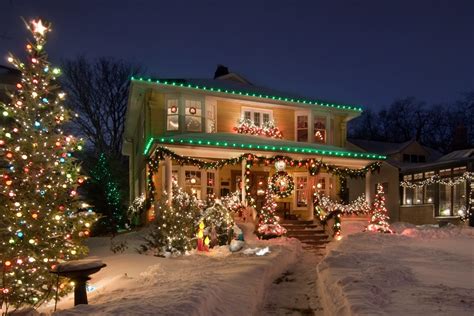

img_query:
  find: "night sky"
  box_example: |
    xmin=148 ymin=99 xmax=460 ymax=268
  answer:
xmin=1 ymin=0 xmax=473 ymax=109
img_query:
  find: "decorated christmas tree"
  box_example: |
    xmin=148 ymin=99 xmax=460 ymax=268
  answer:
xmin=365 ymin=183 xmax=393 ymax=233
xmin=257 ymin=190 xmax=286 ymax=238
xmin=0 ymin=19 xmax=96 ymax=310
xmin=139 ymin=183 xmax=202 ymax=256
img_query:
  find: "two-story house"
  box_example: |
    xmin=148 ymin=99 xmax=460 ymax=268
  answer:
xmin=122 ymin=66 xmax=385 ymax=224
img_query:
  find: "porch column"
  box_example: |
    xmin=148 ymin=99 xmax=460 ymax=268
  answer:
xmin=365 ymin=171 xmax=372 ymax=205
xmin=241 ymin=159 xmax=247 ymax=206
xmin=165 ymin=157 xmax=173 ymax=204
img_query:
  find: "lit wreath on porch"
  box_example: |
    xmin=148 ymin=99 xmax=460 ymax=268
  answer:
xmin=269 ymin=171 xmax=294 ymax=198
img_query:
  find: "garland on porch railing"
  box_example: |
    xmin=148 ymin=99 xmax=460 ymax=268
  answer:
xmin=313 ymin=191 xmax=370 ymax=238
xmin=147 ymin=147 xmax=382 ymax=178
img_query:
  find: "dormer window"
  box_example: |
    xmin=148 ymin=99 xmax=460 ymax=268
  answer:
xmin=242 ymin=108 xmax=272 ymax=127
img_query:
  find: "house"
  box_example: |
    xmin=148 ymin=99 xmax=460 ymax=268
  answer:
xmin=0 ymin=65 xmax=21 ymax=103
xmin=347 ymin=138 xmax=473 ymax=225
xmin=122 ymin=66 xmax=386 ymax=224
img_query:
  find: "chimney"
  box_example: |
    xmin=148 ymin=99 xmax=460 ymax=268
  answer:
xmin=214 ymin=64 xmax=229 ymax=79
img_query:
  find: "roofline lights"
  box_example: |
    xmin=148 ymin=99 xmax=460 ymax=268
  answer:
xmin=143 ymin=137 xmax=386 ymax=160
xmin=131 ymin=77 xmax=364 ymax=112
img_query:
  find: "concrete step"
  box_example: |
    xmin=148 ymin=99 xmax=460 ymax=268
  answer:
xmin=287 ymin=234 xmax=328 ymax=240
xmin=285 ymin=229 xmax=326 ymax=235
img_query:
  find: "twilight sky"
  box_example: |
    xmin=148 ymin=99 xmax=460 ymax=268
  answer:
xmin=1 ymin=0 xmax=473 ymax=110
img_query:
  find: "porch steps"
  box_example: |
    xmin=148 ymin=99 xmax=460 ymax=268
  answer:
xmin=281 ymin=220 xmax=329 ymax=249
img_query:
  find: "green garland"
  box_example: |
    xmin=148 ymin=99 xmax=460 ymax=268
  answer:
xmin=269 ymin=171 xmax=294 ymax=198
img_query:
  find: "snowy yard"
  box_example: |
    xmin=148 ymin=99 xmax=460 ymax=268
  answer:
xmin=318 ymin=221 xmax=474 ymax=316
xmin=40 ymin=224 xmax=309 ymax=316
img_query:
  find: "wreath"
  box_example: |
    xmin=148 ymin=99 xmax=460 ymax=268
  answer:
xmin=269 ymin=171 xmax=294 ymax=198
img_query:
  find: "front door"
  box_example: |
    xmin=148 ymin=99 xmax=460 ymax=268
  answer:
xmin=230 ymin=170 xmax=269 ymax=210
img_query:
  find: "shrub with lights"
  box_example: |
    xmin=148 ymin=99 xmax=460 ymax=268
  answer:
xmin=139 ymin=183 xmax=202 ymax=256
xmin=365 ymin=184 xmax=393 ymax=233
xmin=233 ymin=118 xmax=283 ymax=139
xmin=257 ymin=190 xmax=287 ymax=239
xmin=0 ymin=19 xmax=97 ymax=310
xmin=200 ymin=201 xmax=234 ymax=246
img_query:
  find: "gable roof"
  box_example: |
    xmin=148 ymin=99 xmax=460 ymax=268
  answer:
xmin=131 ymin=76 xmax=364 ymax=113
xmin=347 ymin=138 xmax=415 ymax=155
xmin=437 ymin=148 xmax=474 ymax=162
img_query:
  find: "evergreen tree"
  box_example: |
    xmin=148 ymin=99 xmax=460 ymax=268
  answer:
xmin=257 ymin=190 xmax=286 ymax=239
xmin=139 ymin=184 xmax=201 ymax=256
xmin=200 ymin=201 xmax=234 ymax=246
xmin=0 ymin=19 xmax=96 ymax=310
xmin=365 ymin=184 xmax=393 ymax=233
xmin=88 ymin=153 xmax=125 ymax=233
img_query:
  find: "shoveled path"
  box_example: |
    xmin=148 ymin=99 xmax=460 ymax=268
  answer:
xmin=259 ymin=245 xmax=325 ymax=315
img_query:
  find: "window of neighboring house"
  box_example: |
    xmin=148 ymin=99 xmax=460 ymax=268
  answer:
xmin=185 ymin=170 xmax=202 ymax=199
xmin=314 ymin=116 xmax=326 ymax=143
xmin=453 ymin=180 xmax=467 ymax=217
xmin=185 ymin=100 xmax=202 ymax=132
xmin=207 ymin=172 xmax=216 ymax=197
xmin=424 ymin=184 xmax=435 ymax=203
xmin=439 ymin=168 xmax=451 ymax=177
xmin=413 ymin=173 xmax=423 ymax=203
xmin=403 ymin=154 xmax=410 ymax=162
xmin=453 ymin=166 xmax=467 ymax=175
xmin=206 ymin=103 xmax=216 ymax=133
xmin=439 ymin=183 xmax=452 ymax=216
xmin=295 ymin=175 xmax=308 ymax=208
xmin=242 ymin=108 xmax=273 ymax=127
xmin=418 ymin=155 xmax=426 ymax=162
xmin=167 ymin=99 xmax=179 ymax=131
xmin=296 ymin=115 xmax=308 ymax=142
xmin=410 ymin=154 xmax=418 ymax=163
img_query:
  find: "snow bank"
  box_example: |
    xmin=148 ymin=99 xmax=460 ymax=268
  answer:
xmin=42 ymin=225 xmax=301 ymax=316
xmin=317 ymin=224 xmax=474 ymax=316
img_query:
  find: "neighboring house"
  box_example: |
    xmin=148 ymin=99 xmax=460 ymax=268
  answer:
xmin=0 ymin=65 xmax=21 ymax=104
xmin=122 ymin=66 xmax=385 ymax=224
xmin=347 ymin=138 xmax=473 ymax=225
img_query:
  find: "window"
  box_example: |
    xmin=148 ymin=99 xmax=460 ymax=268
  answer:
xmin=403 ymin=175 xmax=412 ymax=181
xmin=424 ymin=184 xmax=435 ymax=203
xmin=424 ymin=171 xmax=435 ymax=178
xmin=439 ymin=184 xmax=452 ymax=216
xmin=414 ymin=187 xmax=423 ymax=204
xmin=453 ymin=166 xmax=467 ymax=175
xmin=414 ymin=173 xmax=423 ymax=180
xmin=185 ymin=100 xmax=202 ymax=132
xmin=206 ymin=103 xmax=216 ymax=133
xmin=185 ymin=170 xmax=202 ymax=199
xmin=241 ymin=108 xmax=273 ymax=127
xmin=296 ymin=115 xmax=308 ymax=142
xmin=207 ymin=172 xmax=216 ymax=196
xmin=295 ymin=175 xmax=308 ymax=207
xmin=167 ymin=99 xmax=179 ymax=131
xmin=410 ymin=155 xmax=418 ymax=163
xmin=403 ymin=154 xmax=410 ymax=162
xmin=418 ymin=155 xmax=426 ymax=162
xmin=316 ymin=177 xmax=326 ymax=194
xmin=314 ymin=117 xmax=326 ymax=143
xmin=439 ymin=168 xmax=451 ymax=177
xmin=453 ymin=181 xmax=467 ymax=217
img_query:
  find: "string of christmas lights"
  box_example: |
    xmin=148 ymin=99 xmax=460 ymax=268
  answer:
xmin=365 ymin=184 xmax=393 ymax=233
xmin=257 ymin=190 xmax=287 ymax=238
xmin=400 ymin=172 xmax=474 ymax=188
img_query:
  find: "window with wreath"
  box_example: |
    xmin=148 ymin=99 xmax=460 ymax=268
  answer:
xmin=185 ymin=100 xmax=202 ymax=132
xmin=167 ymin=99 xmax=179 ymax=131
xmin=314 ymin=116 xmax=326 ymax=143
xmin=242 ymin=109 xmax=272 ymax=127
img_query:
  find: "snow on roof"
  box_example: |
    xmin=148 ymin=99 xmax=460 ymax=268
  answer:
xmin=148 ymin=132 xmax=385 ymax=160
xmin=347 ymin=139 xmax=415 ymax=155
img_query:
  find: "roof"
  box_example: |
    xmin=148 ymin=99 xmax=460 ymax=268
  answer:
xmin=144 ymin=132 xmax=386 ymax=160
xmin=131 ymin=76 xmax=364 ymax=113
xmin=400 ymin=148 xmax=474 ymax=173
xmin=0 ymin=65 xmax=21 ymax=85
xmin=347 ymin=139 xmax=415 ymax=155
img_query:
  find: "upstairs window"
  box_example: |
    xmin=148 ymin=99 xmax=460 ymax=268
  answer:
xmin=167 ymin=99 xmax=179 ymax=131
xmin=185 ymin=100 xmax=202 ymax=132
xmin=242 ymin=108 xmax=272 ymax=127
xmin=296 ymin=115 xmax=308 ymax=142
xmin=206 ymin=103 xmax=216 ymax=133
xmin=314 ymin=116 xmax=326 ymax=143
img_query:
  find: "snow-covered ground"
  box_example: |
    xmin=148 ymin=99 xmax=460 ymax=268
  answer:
xmin=317 ymin=220 xmax=474 ymax=316
xmin=39 ymin=223 xmax=303 ymax=316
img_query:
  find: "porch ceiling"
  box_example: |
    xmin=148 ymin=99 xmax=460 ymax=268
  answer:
xmin=145 ymin=133 xmax=386 ymax=163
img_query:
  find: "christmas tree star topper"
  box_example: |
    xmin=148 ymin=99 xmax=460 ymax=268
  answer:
xmin=30 ymin=19 xmax=49 ymax=36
